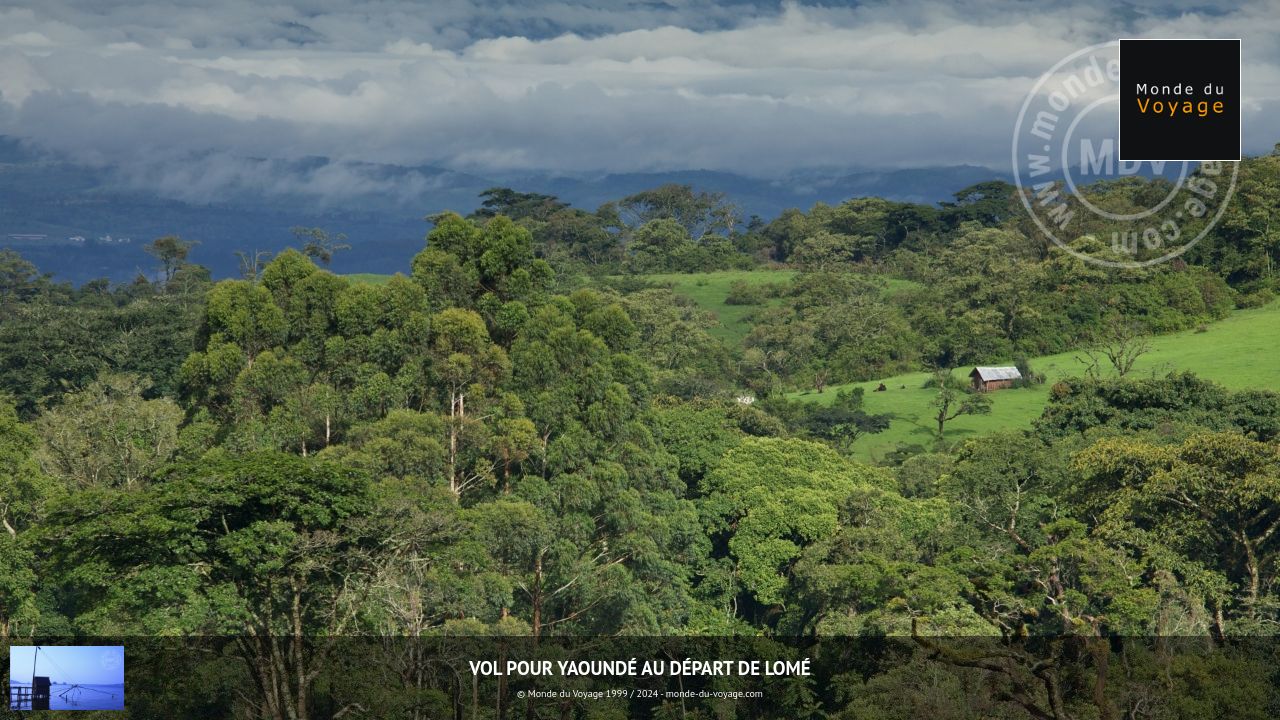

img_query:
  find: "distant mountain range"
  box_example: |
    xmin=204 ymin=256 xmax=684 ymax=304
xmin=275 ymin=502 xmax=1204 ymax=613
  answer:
xmin=0 ymin=136 xmax=1006 ymax=283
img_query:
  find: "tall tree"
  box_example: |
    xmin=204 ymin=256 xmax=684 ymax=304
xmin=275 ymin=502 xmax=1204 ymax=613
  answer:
xmin=291 ymin=227 xmax=351 ymax=267
xmin=615 ymin=184 xmax=738 ymax=238
xmin=201 ymin=279 xmax=288 ymax=363
xmin=470 ymin=187 xmax=568 ymax=222
xmin=932 ymin=369 xmax=992 ymax=440
xmin=0 ymin=249 xmax=45 ymax=307
xmin=144 ymin=235 xmax=198 ymax=282
xmin=428 ymin=308 xmax=511 ymax=499
xmin=1077 ymin=432 xmax=1280 ymax=631
xmin=413 ymin=212 xmax=553 ymax=313
xmin=36 ymin=374 xmax=183 ymax=489
xmin=0 ymin=398 xmax=46 ymax=537
xmin=0 ymin=395 xmax=51 ymax=640
xmin=47 ymin=452 xmax=376 ymax=720
xmin=701 ymin=437 xmax=894 ymax=612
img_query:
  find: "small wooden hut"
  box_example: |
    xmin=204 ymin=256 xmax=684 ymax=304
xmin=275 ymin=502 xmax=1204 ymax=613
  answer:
xmin=969 ymin=366 xmax=1022 ymax=392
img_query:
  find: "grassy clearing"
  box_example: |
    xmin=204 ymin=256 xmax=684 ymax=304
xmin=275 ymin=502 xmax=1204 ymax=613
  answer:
xmin=639 ymin=270 xmax=919 ymax=344
xmin=345 ymin=273 xmax=395 ymax=285
xmin=639 ymin=270 xmax=796 ymax=343
xmin=346 ymin=269 xmax=795 ymax=341
xmin=353 ymin=268 xmax=916 ymax=346
xmin=792 ymin=300 xmax=1280 ymax=463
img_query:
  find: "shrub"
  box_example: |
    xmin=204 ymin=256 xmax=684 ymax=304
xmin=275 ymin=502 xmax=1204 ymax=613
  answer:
xmin=1238 ymin=288 xmax=1276 ymax=309
xmin=725 ymin=280 xmax=768 ymax=306
xmin=1014 ymin=356 xmax=1045 ymax=387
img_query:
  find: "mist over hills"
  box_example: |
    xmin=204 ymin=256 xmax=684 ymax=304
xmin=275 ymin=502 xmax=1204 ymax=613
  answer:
xmin=0 ymin=136 xmax=1006 ymax=283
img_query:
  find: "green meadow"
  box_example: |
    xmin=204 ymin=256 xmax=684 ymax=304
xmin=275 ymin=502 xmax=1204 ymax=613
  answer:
xmin=349 ymin=270 xmax=803 ymax=342
xmin=346 ymin=267 xmax=1278 ymax=464
xmin=639 ymin=269 xmax=919 ymax=344
xmin=344 ymin=272 xmax=395 ymax=285
xmin=351 ymin=268 xmax=919 ymax=345
xmin=638 ymin=270 xmax=796 ymax=343
xmin=792 ymin=300 xmax=1280 ymax=463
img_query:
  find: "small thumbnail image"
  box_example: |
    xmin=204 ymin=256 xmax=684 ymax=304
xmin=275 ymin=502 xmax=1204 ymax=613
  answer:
xmin=8 ymin=645 xmax=125 ymax=711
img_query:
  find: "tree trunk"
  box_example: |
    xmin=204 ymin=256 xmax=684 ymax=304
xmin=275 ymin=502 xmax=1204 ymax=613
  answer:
xmin=1242 ymin=532 xmax=1261 ymax=611
xmin=448 ymin=391 xmax=465 ymax=498
xmin=1088 ymin=637 xmax=1117 ymax=720
xmin=1212 ymin=602 xmax=1226 ymax=645
xmin=292 ymin=582 xmax=309 ymax=720
xmin=531 ymin=552 xmax=544 ymax=639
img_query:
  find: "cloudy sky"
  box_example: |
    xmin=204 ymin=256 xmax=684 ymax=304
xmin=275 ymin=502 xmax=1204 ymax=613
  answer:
xmin=2 ymin=0 xmax=1279 ymax=187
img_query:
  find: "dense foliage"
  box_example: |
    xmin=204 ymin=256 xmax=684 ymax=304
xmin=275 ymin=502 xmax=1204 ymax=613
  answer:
xmin=4 ymin=158 xmax=1280 ymax=718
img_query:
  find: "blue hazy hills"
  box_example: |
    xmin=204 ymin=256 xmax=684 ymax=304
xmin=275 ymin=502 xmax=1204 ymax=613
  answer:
xmin=0 ymin=136 xmax=1004 ymax=283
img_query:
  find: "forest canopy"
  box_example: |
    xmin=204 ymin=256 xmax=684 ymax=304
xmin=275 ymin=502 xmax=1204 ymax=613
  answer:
xmin=3 ymin=157 xmax=1280 ymax=718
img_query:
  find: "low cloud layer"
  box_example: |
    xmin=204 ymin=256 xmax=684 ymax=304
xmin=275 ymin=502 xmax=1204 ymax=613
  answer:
xmin=2 ymin=0 xmax=1279 ymax=201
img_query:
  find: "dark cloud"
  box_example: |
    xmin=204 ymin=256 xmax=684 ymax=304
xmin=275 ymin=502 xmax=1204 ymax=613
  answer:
xmin=1 ymin=0 xmax=1277 ymax=203
xmin=16 ymin=1 xmax=776 ymax=51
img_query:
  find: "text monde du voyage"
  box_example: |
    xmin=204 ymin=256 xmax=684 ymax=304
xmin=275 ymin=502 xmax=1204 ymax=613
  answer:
xmin=1134 ymin=82 xmax=1228 ymax=117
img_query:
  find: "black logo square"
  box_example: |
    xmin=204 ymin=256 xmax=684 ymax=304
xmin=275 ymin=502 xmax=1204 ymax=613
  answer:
xmin=1119 ymin=39 xmax=1240 ymax=161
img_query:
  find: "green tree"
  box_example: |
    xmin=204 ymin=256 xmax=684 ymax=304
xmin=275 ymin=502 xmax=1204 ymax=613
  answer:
xmin=0 ymin=249 xmax=45 ymax=307
xmin=615 ymin=183 xmax=738 ymax=239
xmin=498 ymin=301 xmax=704 ymax=636
xmin=470 ymin=187 xmax=568 ymax=222
xmin=618 ymin=288 xmax=734 ymax=397
xmin=791 ymin=230 xmax=864 ymax=270
xmin=1200 ymin=152 xmax=1280 ymax=283
xmin=783 ymin=484 xmax=971 ymax=636
xmin=291 ymin=226 xmax=350 ymax=266
xmin=0 ymin=398 xmax=48 ymax=639
xmin=701 ymin=437 xmax=894 ymax=610
xmin=144 ymin=235 xmax=198 ymax=282
xmin=0 ymin=287 xmax=200 ymax=419
xmin=413 ymin=213 xmax=553 ymax=314
xmin=939 ymin=181 xmax=1017 ymax=227
xmin=202 ymin=279 xmax=287 ymax=363
xmin=931 ymin=370 xmax=992 ymax=440
xmin=760 ymin=207 xmax=813 ymax=261
xmin=0 ymin=397 xmax=50 ymax=536
xmin=47 ymin=452 xmax=375 ymax=719
xmin=534 ymin=207 xmax=617 ymax=266
xmin=1036 ymin=372 xmax=1280 ymax=442
xmin=796 ymin=388 xmax=892 ymax=452
xmin=1077 ymin=432 xmax=1280 ymax=632
xmin=321 ymin=410 xmax=446 ymax=483
xmin=430 ymin=308 xmax=512 ymax=499
xmin=0 ymin=531 xmax=38 ymax=640
xmin=926 ymin=432 xmax=1165 ymax=720
xmin=626 ymin=218 xmax=694 ymax=273
xmin=36 ymin=374 xmax=183 ymax=489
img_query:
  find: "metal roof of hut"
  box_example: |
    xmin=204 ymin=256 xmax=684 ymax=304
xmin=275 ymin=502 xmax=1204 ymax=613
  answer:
xmin=970 ymin=366 xmax=1022 ymax=381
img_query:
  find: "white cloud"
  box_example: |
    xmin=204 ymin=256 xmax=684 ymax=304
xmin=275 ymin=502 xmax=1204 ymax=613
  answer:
xmin=0 ymin=51 xmax=51 ymax=104
xmin=0 ymin=0 xmax=1276 ymax=196
xmin=4 ymin=32 xmax=57 ymax=47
